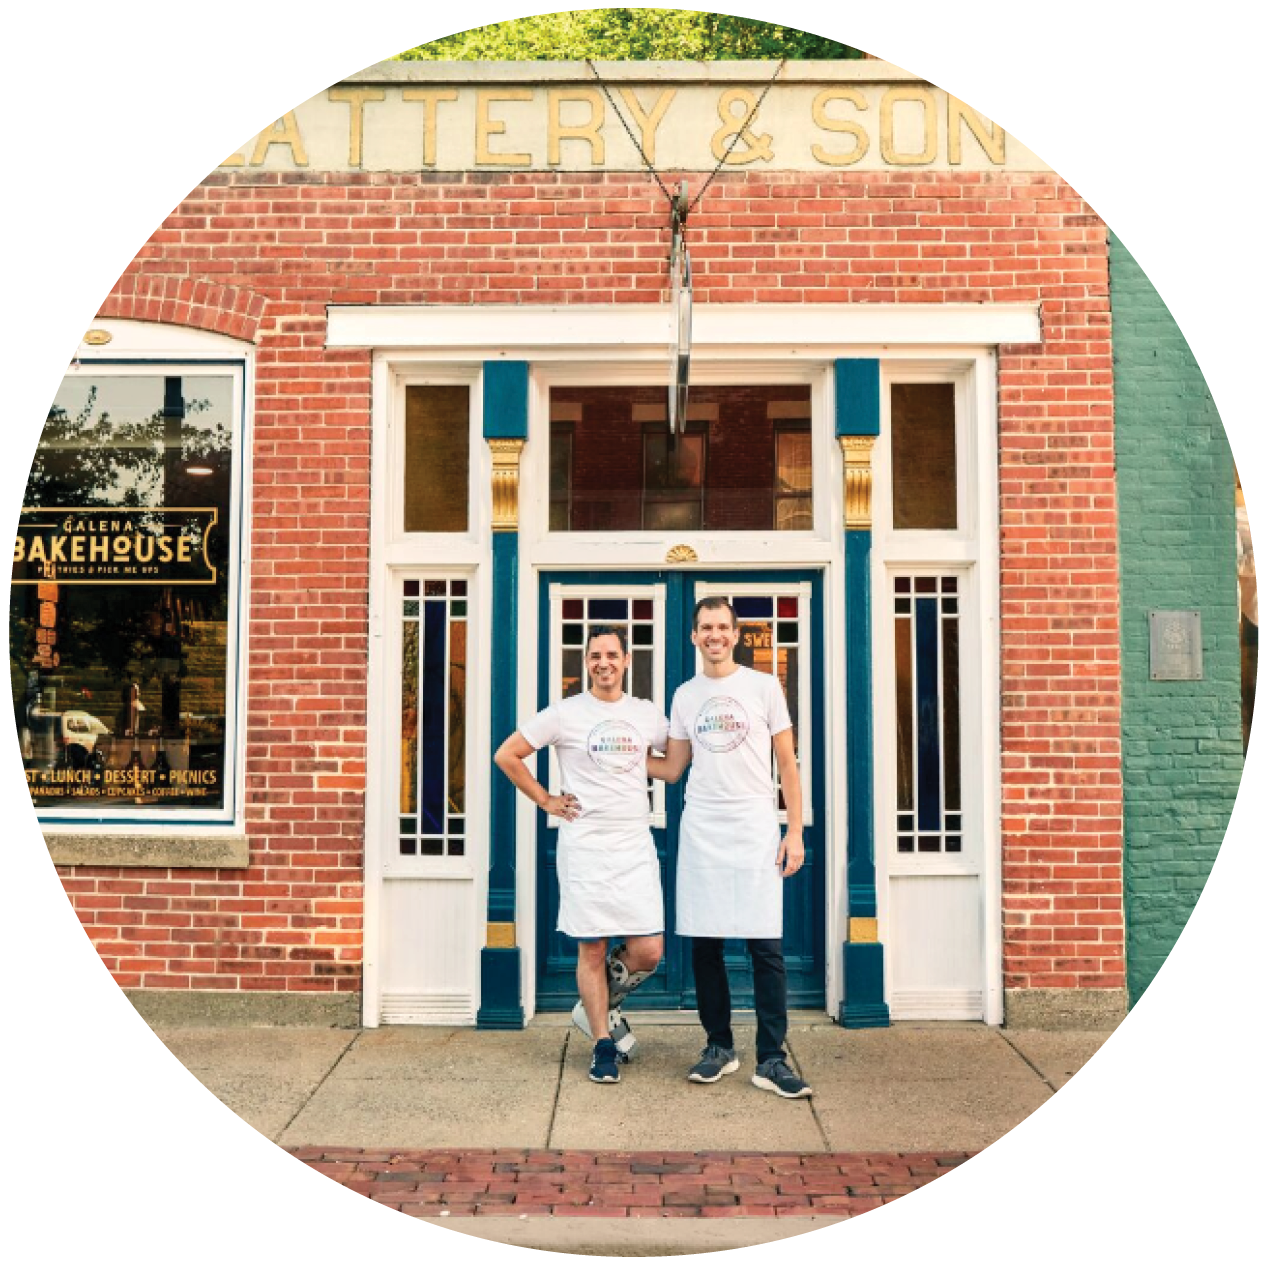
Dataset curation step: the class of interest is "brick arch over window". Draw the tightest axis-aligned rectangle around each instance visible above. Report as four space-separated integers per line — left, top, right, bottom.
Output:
99 276 268 343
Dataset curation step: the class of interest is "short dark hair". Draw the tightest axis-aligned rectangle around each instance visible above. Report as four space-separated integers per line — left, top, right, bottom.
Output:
692 596 738 628
585 624 629 655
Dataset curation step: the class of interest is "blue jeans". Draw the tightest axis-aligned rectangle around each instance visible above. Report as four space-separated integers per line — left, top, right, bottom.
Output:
690 936 788 1064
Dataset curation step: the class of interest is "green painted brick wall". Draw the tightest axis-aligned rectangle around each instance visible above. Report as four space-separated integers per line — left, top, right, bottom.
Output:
1111 234 1245 1005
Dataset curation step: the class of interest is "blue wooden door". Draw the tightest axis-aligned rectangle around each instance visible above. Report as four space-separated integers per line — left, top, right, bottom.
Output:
534 570 826 1011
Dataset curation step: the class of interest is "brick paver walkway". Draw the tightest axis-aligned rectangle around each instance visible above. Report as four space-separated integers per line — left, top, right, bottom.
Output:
292 1148 972 1218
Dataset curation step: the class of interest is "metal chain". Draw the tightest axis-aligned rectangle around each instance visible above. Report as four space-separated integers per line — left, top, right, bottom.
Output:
584 58 787 219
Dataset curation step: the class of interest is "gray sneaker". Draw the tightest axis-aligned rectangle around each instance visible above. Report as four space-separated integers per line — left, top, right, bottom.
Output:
687 1044 739 1084
752 1057 813 1099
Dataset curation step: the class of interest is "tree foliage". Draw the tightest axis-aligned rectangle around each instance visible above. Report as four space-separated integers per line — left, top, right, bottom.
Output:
398 9 862 61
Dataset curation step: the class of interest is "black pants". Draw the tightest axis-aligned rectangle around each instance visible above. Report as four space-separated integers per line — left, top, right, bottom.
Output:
690 936 788 1064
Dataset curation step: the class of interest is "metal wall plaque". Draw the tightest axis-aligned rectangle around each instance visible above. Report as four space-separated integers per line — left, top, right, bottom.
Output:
1149 610 1203 681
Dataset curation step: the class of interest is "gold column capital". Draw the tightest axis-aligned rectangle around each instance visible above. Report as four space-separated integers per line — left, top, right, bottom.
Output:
839 434 876 530
487 437 526 531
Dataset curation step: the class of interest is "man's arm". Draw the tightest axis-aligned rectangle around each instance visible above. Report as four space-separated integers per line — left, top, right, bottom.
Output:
647 736 691 784
493 731 580 820
772 728 805 877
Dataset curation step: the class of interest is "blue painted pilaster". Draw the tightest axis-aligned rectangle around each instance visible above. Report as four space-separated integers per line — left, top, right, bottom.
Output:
835 359 890 1028
477 361 528 1029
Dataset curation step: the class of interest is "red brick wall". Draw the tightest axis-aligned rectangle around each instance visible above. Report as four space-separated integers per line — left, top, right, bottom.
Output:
56 167 1120 998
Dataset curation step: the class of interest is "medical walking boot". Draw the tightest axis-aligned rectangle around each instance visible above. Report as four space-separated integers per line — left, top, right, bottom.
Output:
570 1001 637 1060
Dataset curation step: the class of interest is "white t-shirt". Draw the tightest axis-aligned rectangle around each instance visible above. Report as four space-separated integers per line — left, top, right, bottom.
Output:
668 665 792 804
519 691 669 824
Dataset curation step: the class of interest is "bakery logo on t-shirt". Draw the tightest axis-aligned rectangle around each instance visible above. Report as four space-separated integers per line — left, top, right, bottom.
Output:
693 696 749 753
587 720 644 774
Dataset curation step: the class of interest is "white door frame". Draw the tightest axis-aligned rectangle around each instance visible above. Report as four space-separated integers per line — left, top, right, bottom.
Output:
354 314 1016 1027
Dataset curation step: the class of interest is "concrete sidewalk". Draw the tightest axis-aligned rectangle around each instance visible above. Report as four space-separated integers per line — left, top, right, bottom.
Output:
150 1011 1110 1254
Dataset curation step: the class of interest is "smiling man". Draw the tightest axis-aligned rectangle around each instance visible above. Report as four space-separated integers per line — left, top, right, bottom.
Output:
494 626 667 1084
648 597 813 1099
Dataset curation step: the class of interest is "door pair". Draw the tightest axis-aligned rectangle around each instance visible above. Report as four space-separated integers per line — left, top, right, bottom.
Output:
534 570 826 1011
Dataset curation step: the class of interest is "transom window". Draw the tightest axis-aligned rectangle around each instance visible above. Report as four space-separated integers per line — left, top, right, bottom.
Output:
548 385 812 533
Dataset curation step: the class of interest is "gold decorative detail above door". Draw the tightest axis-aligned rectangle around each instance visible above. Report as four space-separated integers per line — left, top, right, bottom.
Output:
487 438 526 531
839 435 876 529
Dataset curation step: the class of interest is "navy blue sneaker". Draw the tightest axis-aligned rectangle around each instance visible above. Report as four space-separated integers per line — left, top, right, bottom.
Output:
752 1057 812 1099
589 1036 621 1084
687 1044 739 1084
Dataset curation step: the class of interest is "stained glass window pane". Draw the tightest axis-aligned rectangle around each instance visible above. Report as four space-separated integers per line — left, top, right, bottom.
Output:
448 619 467 815
419 600 446 835
895 613 914 814
401 619 418 815
942 613 961 817
587 599 627 620
915 597 941 832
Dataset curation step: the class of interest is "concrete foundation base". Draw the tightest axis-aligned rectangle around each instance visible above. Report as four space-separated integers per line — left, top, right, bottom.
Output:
1002 988 1127 1030
126 990 359 1028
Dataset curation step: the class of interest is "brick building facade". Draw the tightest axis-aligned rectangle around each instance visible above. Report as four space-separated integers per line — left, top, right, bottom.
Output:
14 59 1243 1030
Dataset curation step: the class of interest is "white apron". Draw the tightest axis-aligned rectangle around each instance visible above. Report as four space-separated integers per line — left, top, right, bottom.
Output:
556 818 663 939
675 797 783 939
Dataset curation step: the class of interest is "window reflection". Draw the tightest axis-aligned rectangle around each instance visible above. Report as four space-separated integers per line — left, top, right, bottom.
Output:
549 386 812 532
11 374 235 811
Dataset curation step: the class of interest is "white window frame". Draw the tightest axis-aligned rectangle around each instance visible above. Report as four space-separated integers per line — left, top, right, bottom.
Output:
380 569 481 883
29 330 252 830
523 360 837 570
872 354 1003 1023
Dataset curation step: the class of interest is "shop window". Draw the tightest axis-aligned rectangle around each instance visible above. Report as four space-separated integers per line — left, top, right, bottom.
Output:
894 574 963 852
404 385 469 533
892 383 958 529
548 385 812 533
12 369 240 819
399 577 468 857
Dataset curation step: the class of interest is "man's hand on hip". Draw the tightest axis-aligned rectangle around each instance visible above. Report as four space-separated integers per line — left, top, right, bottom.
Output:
542 792 581 821
777 828 805 877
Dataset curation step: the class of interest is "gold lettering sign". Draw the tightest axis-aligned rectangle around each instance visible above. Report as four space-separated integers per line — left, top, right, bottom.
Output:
216 81 1036 174
13 508 220 585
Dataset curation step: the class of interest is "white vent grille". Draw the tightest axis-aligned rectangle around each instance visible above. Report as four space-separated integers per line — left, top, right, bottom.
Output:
380 990 475 1025
889 989 983 1020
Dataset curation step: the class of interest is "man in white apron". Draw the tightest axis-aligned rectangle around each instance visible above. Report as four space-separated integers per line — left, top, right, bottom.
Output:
649 597 813 1099
494 627 668 1084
